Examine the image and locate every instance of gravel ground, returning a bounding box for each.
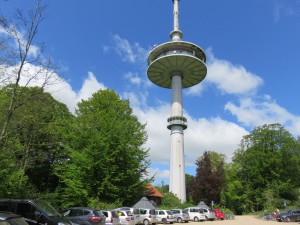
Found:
[189,215,281,225]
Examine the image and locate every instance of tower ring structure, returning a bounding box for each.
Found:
[148,41,206,89]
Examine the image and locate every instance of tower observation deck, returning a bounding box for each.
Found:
[147,0,207,202]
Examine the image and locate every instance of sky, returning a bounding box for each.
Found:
[1,0,300,186]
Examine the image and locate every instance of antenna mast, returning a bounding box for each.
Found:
[170,0,183,41]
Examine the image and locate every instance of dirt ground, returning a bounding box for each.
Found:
[190,215,281,225]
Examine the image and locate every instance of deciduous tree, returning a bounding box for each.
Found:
[226,123,300,213]
[56,89,151,207]
[190,151,225,205]
[0,0,59,145]
[0,86,73,198]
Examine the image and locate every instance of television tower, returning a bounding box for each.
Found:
[147,0,207,202]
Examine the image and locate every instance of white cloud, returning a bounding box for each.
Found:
[129,97,248,165]
[48,71,106,113]
[112,34,148,64]
[147,168,169,181]
[0,26,39,58]
[124,72,142,85]
[122,91,148,109]
[273,1,300,22]
[204,49,263,95]
[184,49,264,96]
[225,96,300,135]
[133,103,171,164]
[76,72,107,102]
[132,101,249,182]
[185,82,207,96]
[185,116,248,164]
[0,63,106,114]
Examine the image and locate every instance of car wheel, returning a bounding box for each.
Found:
[162,218,167,224]
[143,219,150,225]
[285,217,291,222]
[194,217,199,222]
[205,216,208,221]
[177,218,182,223]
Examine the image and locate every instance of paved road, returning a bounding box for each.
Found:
[190,215,279,225]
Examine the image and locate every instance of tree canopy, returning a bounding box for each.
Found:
[223,124,300,213]
[189,151,226,205]
[55,89,151,207]
[0,86,73,198]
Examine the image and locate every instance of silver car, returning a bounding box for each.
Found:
[199,208,216,221]
[155,210,175,224]
[139,209,158,225]
[116,210,135,225]
[170,209,190,223]
[116,207,140,225]
[101,210,121,225]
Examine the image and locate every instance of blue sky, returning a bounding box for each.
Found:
[1,0,300,185]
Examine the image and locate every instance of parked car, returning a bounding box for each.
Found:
[116,210,135,225]
[0,199,72,225]
[139,208,158,225]
[199,208,216,221]
[155,210,174,224]
[169,209,190,223]
[184,207,205,222]
[101,210,121,225]
[60,207,106,225]
[276,209,300,222]
[0,211,29,225]
[213,209,224,220]
[116,207,140,225]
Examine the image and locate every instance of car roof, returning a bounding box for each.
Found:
[63,207,97,211]
[0,212,22,220]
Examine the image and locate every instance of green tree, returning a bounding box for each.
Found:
[220,163,245,214]
[190,151,226,205]
[227,123,300,213]
[0,86,73,198]
[56,89,151,207]
[185,173,194,203]
[0,0,58,145]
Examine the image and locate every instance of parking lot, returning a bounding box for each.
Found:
[190,215,280,225]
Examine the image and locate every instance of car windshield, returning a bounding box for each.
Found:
[182,210,188,214]
[34,200,61,217]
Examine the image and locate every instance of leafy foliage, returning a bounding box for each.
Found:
[223,124,300,214]
[0,86,73,198]
[55,89,151,207]
[189,151,226,205]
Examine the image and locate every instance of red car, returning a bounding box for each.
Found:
[213,209,225,220]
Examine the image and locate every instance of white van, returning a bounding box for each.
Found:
[184,207,205,222]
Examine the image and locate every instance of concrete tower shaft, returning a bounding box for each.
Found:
[172,74,183,117]
[147,0,207,202]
